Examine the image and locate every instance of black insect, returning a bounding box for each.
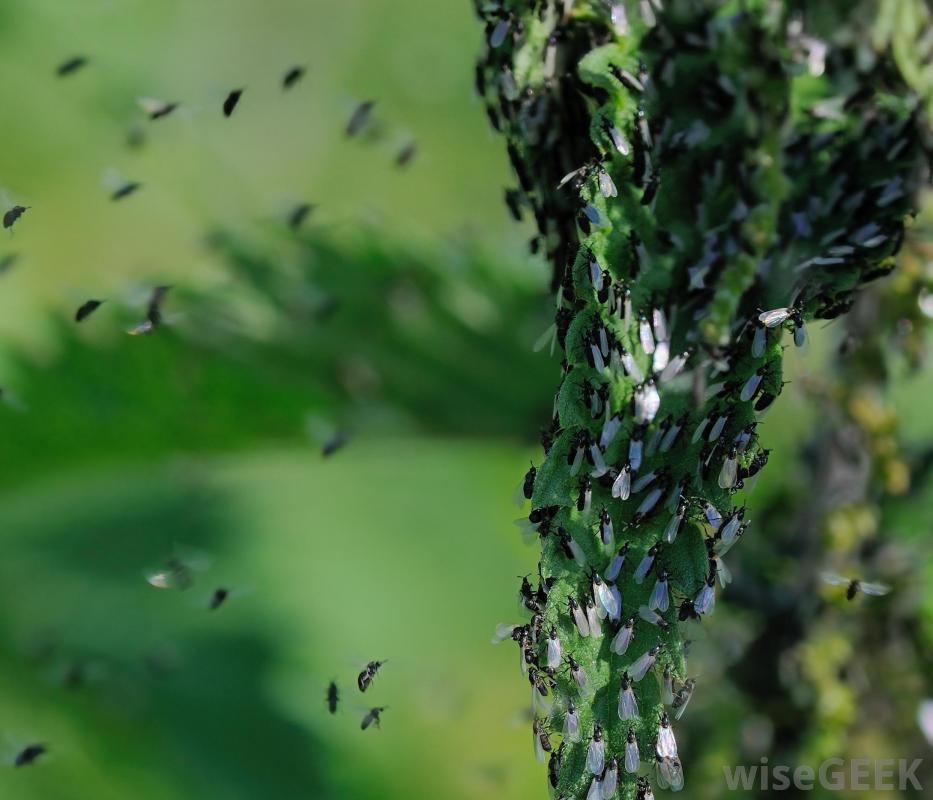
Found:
[3,205,29,230]
[396,141,417,168]
[139,99,179,120]
[282,66,306,90]
[111,182,141,201]
[288,203,315,231]
[523,464,537,500]
[322,430,350,457]
[346,101,376,137]
[128,285,171,335]
[361,706,387,730]
[209,587,229,610]
[14,744,46,767]
[223,89,244,117]
[357,660,387,692]
[326,681,339,714]
[56,56,87,77]
[75,299,103,322]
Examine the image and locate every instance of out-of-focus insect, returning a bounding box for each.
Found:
[586,775,602,800]
[563,701,581,742]
[671,678,696,719]
[14,744,47,767]
[137,97,179,120]
[636,776,655,800]
[288,202,315,231]
[618,671,638,720]
[740,368,765,402]
[75,299,103,322]
[587,724,605,775]
[624,728,640,773]
[656,712,678,758]
[346,100,376,137]
[146,550,209,590]
[0,253,18,274]
[638,605,670,631]
[128,284,171,335]
[629,644,661,681]
[3,205,29,230]
[321,430,350,457]
[326,680,339,714]
[283,65,306,89]
[223,88,244,117]
[361,706,387,730]
[659,664,674,705]
[208,587,229,610]
[396,141,417,168]
[357,660,387,692]
[57,56,87,76]
[656,755,684,791]
[821,572,890,601]
[111,180,141,201]
[758,305,799,329]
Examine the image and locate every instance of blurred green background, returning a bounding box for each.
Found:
[0,1,931,799]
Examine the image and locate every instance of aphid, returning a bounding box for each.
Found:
[634,380,660,424]
[648,569,670,612]
[821,573,890,601]
[594,573,620,619]
[549,742,565,788]
[283,202,314,231]
[222,88,244,117]
[793,312,807,348]
[563,701,581,742]
[599,508,615,549]
[547,627,562,669]
[632,469,659,494]
[694,576,716,615]
[361,706,387,730]
[642,171,661,206]
[605,541,628,582]
[522,464,537,501]
[208,587,229,610]
[598,166,618,198]
[146,554,203,590]
[707,412,730,442]
[346,100,375,137]
[634,543,660,584]
[618,672,638,720]
[660,415,685,452]
[56,56,88,76]
[664,499,687,543]
[14,744,47,767]
[602,118,630,155]
[601,412,624,449]
[489,16,511,48]
[636,776,655,800]
[656,756,684,791]
[611,462,632,500]
[326,680,339,714]
[137,97,179,120]
[691,414,711,444]
[533,716,552,761]
[636,486,664,518]
[759,306,794,328]
[751,320,767,358]
[718,446,738,489]
[611,616,636,655]
[603,757,619,797]
[656,712,678,758]
[672,678,696,719]
[620,431,642,473]
[3,205,30,230]
[111,181,141,201]
[629,644,661,681]
[660,350,689,383]
[577,476,593,514]
[717,507,745,551]
[624,728,640,773]
[74,299,103,322]
[755,391,778,412]
[587,776,603,800]
[701,501,722,532]
[282,65,306,89]
[581,202,602,227]
[559,527,587,567]
[659,664,675,705]
[569,596,590,637]
[618,347,644,383]
[357,660,387,692]
[587,725,605,775]
[638,605,669,630]
[585,599,603,638]
[322,430,350,457]
[646,418,669,458]
[396,141,417,168]
[740,369,765,402]
[639,314,655,355]
[653,339,670,372]
[569,655,590,694]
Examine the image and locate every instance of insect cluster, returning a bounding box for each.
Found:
[477,0,927,797]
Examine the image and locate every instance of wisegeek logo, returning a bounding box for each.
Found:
[723,759,923,791]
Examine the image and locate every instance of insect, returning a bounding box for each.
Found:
[321,430,350,457]
[567,654,590,694]
[326,681,339,713]
[523,464,537,501]
[636,776,655,800]
[533,716,552,762]
[111,181,141,201]
[137,97,179,120]
[618,671,638,720]
[548,742,565,787]
[634,543,661,584]
[288,202,315,231]
[656,712,678,758]
[758,305,799,328]
[624,727,640,773]
[821,573,890,601]
[282,65,306,89]
[146,552,207,590]
[602,757,619,797]
[546,627,562,669]
[671,678,696,719]
[3,205,29,230]
[396,141,417,168]
[612,462,632,500]
[0,253,18,273]
[629,644,661,681]
[648,569,670,612]
[568,596,590,637]
[56,56,87,76]
[611,615,636,655]
[223,88,244,117]
[208,587,229,610]
[75,299,103,322]
[586,724,605,775]
[14,744,47,767]
[357,660,387,692]
[361,706,387,730]
[128,285,171,335]
[346,101,376,137]
[563,701,581,742]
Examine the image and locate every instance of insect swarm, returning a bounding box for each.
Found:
[475,1,926,797]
